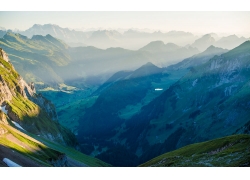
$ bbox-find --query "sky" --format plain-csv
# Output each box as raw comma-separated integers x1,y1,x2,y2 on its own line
1,11,250,37
1,0,250,37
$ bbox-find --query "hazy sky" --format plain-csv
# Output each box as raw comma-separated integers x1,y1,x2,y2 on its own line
1,11,250,37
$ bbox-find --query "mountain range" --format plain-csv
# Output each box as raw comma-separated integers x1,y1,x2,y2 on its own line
77,40,250,166
0,32,200,90
191,33,249,51
1,26,250,167
1,24,249,51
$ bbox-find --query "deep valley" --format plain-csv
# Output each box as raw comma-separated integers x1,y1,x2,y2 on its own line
1,19,250,167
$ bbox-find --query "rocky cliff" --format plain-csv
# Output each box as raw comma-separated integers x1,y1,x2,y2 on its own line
0,48,76,146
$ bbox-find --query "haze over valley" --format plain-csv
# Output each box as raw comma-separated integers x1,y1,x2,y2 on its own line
0,11,250,167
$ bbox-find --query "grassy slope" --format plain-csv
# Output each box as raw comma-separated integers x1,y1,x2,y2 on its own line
27,132,111,167
0,57,75,145
120,41,250,159
0,121,61,166
0,55,110,167
139,134,250,167
0,120,111,167
38,86,98,134
0,32,70,85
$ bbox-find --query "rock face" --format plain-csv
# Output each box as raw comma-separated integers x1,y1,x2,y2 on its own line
0,75,13,104
0,48,57,121
0,48,76,146
0,111,8,125
0,48,9,62
29,94,58,121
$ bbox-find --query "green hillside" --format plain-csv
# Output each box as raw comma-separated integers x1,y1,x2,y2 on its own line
140,134,250,167
0,117,110,167
0,49,110,167
0,32,70,85
76,41,250,166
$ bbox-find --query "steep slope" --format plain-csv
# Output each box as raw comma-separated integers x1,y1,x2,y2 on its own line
0,32,70,86
167,45,228,70
191,34,216,51
76,62,189,166
0,113,110,167
77,41,250,166
140,134,250,167
119,40,250,164
78,62,166,137
0,119,66,167
0,48,110,167
0,48,75,146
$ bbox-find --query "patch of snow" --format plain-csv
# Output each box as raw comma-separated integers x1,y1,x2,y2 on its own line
11,121,26,131
192,79,198,87
0,105,8,114
155,88,163,91
3,158,22,167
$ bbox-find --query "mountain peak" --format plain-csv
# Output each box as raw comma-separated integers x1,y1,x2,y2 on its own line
199,45,228,56
149,41,165,46
32,24,42,28
139,41,165,52
143,62,156,67
205,45,218,52
3,32,28,42
31,34,46,41
224,40,250,57
131,62,162,78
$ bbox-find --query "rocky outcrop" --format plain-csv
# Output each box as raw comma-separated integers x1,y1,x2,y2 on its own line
0,48,76,146
0,48,9,62
29,94,58,121
17,77,35,98
0,48,57,122
0,110,8,125
0,75,13,104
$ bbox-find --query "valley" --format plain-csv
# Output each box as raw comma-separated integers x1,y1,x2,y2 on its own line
0,19,250,167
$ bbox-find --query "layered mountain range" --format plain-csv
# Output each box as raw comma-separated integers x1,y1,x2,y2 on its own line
191,33,249,51
1,25,249,167
0,32,200,89
77,41,250,166
1,24,249,50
